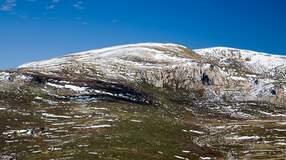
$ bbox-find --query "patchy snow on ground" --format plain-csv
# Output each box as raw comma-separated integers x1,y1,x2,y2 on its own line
46,82,89,93
42,113,72,119
225,135,261,140
73,124,112,129
229,76,247,81
18,43,190,70
64,84,88,93
194,47,286,75
174,155,189,160
0,72,11,81
2,129,34,136
0,107,7,111
188,129,205,134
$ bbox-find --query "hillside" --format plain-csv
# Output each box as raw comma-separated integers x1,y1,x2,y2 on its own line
1,43,286,159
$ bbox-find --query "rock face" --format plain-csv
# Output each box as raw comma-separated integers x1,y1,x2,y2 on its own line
1,43,286,105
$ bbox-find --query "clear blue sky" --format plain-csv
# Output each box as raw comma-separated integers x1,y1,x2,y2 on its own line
0,0,286,69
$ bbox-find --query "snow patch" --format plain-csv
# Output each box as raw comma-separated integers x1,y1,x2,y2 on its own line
189,129,205,134
73,124,112,129
42,113,72,119
225,135,261,140
46,82,89,93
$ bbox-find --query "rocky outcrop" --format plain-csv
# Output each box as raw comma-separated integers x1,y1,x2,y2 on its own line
0,43,285,105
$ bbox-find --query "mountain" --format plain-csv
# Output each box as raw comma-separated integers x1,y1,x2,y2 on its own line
1,43,286,159
0,43,285,106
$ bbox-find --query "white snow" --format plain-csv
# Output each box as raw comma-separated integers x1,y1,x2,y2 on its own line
42,113,72,119
73,124,112,129
46,82,64,89
18,43,188,69
130,120,142,123
2,129,34,136
229,76,247,81
34,96,43,100
194,47,286,74
188,129,205,134
34,96,58,105
48,147,62,151
88,152,98,155
276,122,286,125
17,43,286,79
51,122,76,126
275,142,286,145
259,111,286,117
64,84,88,92
174,155,189,160
273,129,286,132
0,72,11,81
46,82,88,93
225,135,261,140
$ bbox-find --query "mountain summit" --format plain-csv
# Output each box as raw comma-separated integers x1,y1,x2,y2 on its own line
1,43,285,106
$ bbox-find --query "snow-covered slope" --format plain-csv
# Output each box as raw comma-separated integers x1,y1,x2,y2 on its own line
19,43,195,69
2,43,285,105
18,43,202,88
195,47,286,78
